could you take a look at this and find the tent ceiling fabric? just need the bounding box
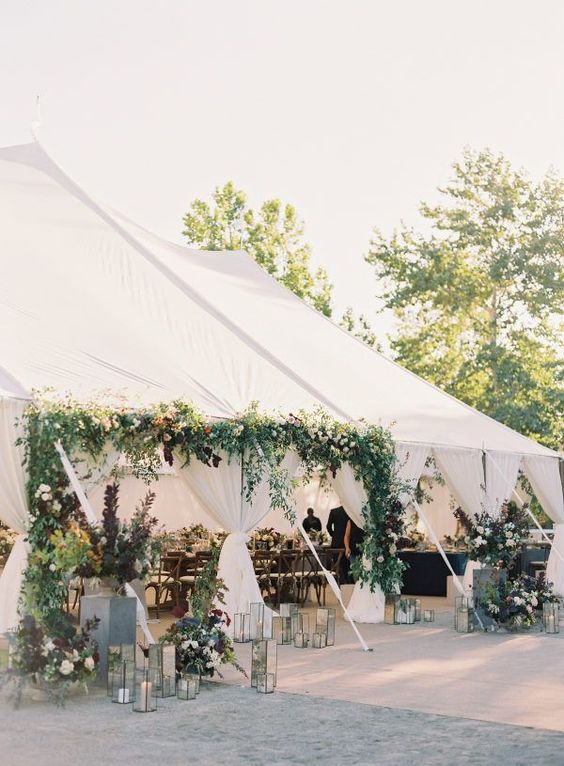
[0,140,558,460]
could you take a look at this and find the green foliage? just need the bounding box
[182,182,333,316]
[190,546,224,622]
[366,148,563,449]
[19,395,403,626]
[339,307,381,350]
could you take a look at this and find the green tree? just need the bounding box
[339,307,381,350]
[366,148,563,449]
[182,182,333,316]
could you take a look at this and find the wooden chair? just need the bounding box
[269,549,299,606]
[145,553,183,617]
[294,549,323,606]
[319,548,345,605]
[253,550,277,603]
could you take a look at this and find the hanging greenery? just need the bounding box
[18,395,405,630]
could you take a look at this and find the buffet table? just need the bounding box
[398,550,467,597]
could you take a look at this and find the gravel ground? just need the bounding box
[1,681,564,766]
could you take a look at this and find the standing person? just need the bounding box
[326,505,349,549]
[327,505,351,583]
[344,518,365,583]
[302,507,322,533]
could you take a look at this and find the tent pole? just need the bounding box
[296,520,372,652]
[410,497,485,630]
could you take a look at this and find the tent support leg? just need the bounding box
[297,521,372,652]
[411,498,485,631]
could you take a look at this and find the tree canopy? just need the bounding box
[366,148,563,449]
[182,182,333,316]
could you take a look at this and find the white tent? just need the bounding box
[0,139,562,631]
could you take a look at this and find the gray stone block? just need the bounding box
[80,595,137,682]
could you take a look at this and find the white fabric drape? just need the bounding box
[329,464,385,623]
[485,451,522,517]
[395,443,431,504]
[433,447,485,516]
[178,451,300,623]
[0,398,29,634]
[434,446,486,592]
[523,456,564,594]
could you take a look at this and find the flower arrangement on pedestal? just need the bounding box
[47,483,162,589]
[480,574,558,630]
[454,502,529,569]
[4,614,99,707]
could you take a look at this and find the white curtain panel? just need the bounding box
[0,398,29,634]
[329,463,385,622]
[485,451,522,517]
[523,456,564,594]
[178,450,300,623]
[434,446,486,593]
[395,443,431,503]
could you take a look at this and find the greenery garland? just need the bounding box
[18,395,405,630]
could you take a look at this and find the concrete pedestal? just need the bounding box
[80,595,137,681]
[472,567,506,629]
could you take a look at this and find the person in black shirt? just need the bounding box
[344,518,365,583]
[302,507,322,533]
[326,505,349,549]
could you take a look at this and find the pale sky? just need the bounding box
[1,1,563,341]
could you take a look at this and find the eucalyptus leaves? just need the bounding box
[19,395,404,628]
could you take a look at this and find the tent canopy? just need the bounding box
[0,139,558,459]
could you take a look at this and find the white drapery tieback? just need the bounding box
[216,531,263,634]
[0,533,29,634]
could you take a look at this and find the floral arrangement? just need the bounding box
[440,533,467,551]
[398,520,426,550]
[5,614,99,706]
[0,522,16,561]
[47,483,161,587]
[480,574,558,630]
[160,610,244,678]
[252,527,283,550]
[19,396,402,627]
[160,545,245,678]
[454,502,529,569]
[307,529,329,546]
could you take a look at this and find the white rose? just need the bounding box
[52,501,61,512]
[84,656,95,671]
[476,526,484,534]
[343,446,350,453]
[531,596,538,607]
[526,605,533,613]
[41,493,51,501]
[49,563,57,572]
[163,433,172,442]
[474,536,485,546]
[506,531,513,538]
[44,640,56,652]
[376,555,385,563]
[59,659,74,676]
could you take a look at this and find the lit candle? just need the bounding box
[256,620,263,639]
[140,680,152,711]
[117,688,129,704]
[547,615,556,632]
